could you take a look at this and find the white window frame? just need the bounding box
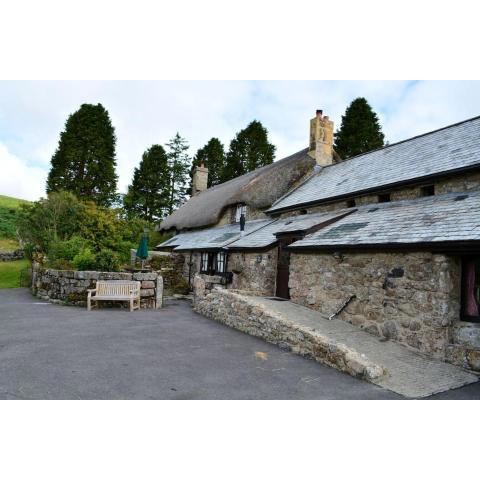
[235,204,247,223]
[200,252,209,273]
[215,252,226,274]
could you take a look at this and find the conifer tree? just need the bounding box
[123,145,170,221]
[46,103,118,206]
[334,97,385,159]
[222,121,275,182]
[190,137,225,191]
[166,133,191,214]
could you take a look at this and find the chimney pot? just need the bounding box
[316,109,323,117]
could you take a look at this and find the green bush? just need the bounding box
[72,248,96,270]
[48,236,90,264]
[17,191,157,271]
[94,249,120,272]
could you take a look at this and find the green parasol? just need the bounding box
[136,229,149,267]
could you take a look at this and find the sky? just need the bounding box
[1,80,480,201]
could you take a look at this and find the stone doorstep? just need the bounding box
[195,290,479,398]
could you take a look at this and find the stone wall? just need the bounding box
[0,249,24,261]
[228,248,278,295]
[289,251,461,358]
[32,267,163,309]
[192,280,384,381]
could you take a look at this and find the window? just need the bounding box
[200,251,227,275]
[378,193,391,203]
[200,252,209,273]
[420,185,435,197]
[215,252,226,274]
[235,204,247,223]
[346,199,356,208]
[461,257,480,322]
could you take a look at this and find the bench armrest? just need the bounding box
[87,289,97,297]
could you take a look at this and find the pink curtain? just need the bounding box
[464,260,479,317]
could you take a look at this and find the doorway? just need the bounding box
[275,236,297,299]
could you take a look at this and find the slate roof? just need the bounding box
[156,219,275,251]
[226,210,353,250]
[269,116,480,213]
[289,189,480,249]
[158,148,315,231]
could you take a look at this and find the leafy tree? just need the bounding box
[190,138,225,191]
[17,191,154,268]
[166,133,191,214]
[17,191,86,252]
[46,103,118,206]
[222,121,275,182]
[124,145,170,221]
[334,97,385,159]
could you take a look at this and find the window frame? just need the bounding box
[235,204,247,223]
[420,184,435,197]
[215,251,226,274]
[200,252,210,273]
[378,193,391,203]
[461,256,480,323]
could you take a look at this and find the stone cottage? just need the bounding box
[157,110,480,371]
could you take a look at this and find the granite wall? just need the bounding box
[32,266,163,309]
[0,249,24,261]
[228,249,278,295]
[289,251,461,358]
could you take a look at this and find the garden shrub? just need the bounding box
[94,249,120,272]
[47,236,90,266]
[18,191,155,271]
[72,248,96,270]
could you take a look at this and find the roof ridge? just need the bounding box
[194,147,310,196]
[335,114,480,164]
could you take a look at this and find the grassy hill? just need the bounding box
[0,194,30,209]
[0,194,31,251]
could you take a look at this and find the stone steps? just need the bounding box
[193,289,478,397]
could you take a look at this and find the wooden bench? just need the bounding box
[87,280,141,312]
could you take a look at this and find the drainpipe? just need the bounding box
[240,213,245,236]
[188,250,193,289]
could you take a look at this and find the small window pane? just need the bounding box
[216,252,226,273]
[235,205,247,223]
[201,252,209,272]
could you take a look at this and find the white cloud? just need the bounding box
[0,142,47,201]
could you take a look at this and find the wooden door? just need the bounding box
[275,237,296,299]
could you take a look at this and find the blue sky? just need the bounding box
[1,80,480,201]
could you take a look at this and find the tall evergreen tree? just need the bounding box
[166,133,191,214]
[334,97,385,159]
[46,103,118,206]
[123,145,170,221]
[190,137,225,191]
[222,120,276,182]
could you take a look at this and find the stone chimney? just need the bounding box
[308,109,334,166]
[192,163,208,196]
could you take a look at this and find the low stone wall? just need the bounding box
[192,278,384,381]
[0,249,24,261]
[32,267,163,309]
[289,251,460,359]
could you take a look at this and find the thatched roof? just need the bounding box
[158,148,314,231]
